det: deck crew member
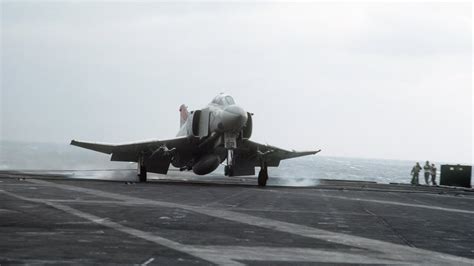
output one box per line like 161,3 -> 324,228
430,163 -> 437,186
411,162 -> 422,185
423,161 -> 431,185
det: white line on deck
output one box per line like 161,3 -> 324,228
141,257 -> 154,266
321,195 -> 474,214
261,189 -> 474,214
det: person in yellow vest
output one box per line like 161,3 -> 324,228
430,163 -> 437,186
423,161 -> 431,185
411,162 -> 422,185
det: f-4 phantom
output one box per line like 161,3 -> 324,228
71,94 -> 321,186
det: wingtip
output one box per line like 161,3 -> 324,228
70,140 -> 77,145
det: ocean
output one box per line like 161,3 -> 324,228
0,141 -> 469,186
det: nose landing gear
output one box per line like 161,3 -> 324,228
224,165 -> 233,177
225,149 -> 234,177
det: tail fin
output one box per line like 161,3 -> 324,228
179,104 -> 189,127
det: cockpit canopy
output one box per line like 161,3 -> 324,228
211,94 -> 235,106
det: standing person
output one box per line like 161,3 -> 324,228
430,163 -> 437,185
411,162 -> 422,185
423,161 -> 431,185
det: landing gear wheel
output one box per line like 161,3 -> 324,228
225,149 -> 235,177
138,165 -> 147,182
224,165 -> 234,177
258,167 -> 268,187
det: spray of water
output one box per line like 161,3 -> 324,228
270,176 -> 320,187
69,169 -> 138,182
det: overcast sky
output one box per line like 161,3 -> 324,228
1,1 -> 472,163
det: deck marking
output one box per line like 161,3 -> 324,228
141,257 -> 155,265
322,195 -> 474,214
201,189 -> 249,207
44,198 -> 380,216
12,180 -> 474,265
261,189 -> 474,214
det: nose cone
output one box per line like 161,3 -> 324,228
222,105 -> 248,131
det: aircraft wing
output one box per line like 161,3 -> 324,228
237,140 -> 321,167
70,137 -> 199,174
70,140 -> 115,154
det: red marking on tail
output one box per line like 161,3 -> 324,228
179,104 -> 189,127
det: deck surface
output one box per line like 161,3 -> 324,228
1,171 -> 473,265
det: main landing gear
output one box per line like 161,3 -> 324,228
138,156 -> 147,182
258,165 -> 268,187
225,147 -> 269,187
138,165 -> 147,182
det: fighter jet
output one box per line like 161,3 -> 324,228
71,94 -> 320,186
